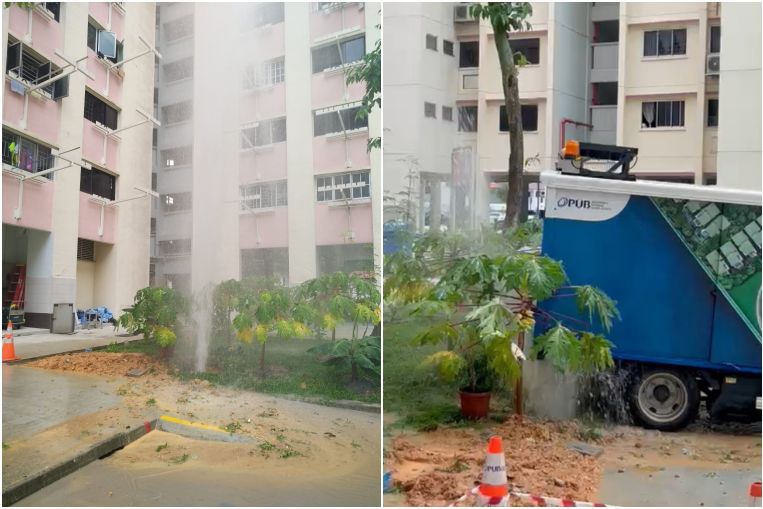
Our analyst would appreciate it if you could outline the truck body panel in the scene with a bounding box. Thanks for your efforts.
[537,173,761,376]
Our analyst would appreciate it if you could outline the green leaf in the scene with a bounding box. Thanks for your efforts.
[574,285,621,332]
[530,323,580,373]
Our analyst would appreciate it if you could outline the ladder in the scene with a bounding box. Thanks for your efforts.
[4,265,26,318]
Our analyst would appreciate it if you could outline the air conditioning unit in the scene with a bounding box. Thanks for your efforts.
[454,4,475,23]
[706,54,720,75]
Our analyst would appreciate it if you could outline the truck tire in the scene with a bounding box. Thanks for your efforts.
[629,367,699,431]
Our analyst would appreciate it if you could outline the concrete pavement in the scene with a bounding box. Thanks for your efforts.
[7,325,140,360]
[2,365,122,441]
[598,466,760,506]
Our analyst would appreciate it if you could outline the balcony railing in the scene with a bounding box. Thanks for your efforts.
[2,143,55,179]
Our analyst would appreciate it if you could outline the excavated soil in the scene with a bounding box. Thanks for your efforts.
[26,352,170,378]
[389,416,601,506]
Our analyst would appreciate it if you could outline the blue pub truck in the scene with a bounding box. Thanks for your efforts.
[538,146,761,430]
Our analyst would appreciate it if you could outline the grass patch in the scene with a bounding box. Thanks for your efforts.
[169,453,189,464]
[383,320,509,428]
[104,339,161,356]
[222,421,243,435]
[180,338,379,404]
[145,398,156,407]
[156,442,168,453]
[2,443,8,450]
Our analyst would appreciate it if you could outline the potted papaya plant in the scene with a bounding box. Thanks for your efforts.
[387,227,620,419]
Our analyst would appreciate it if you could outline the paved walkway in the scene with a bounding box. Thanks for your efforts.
[8,326,140,360]
[2,365,122,441]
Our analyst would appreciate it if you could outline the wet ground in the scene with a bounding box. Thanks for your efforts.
[16,430,378,507]
[384,415,761,507]
[2,365,121,441]
[8,325,139,360]
[4,363,380,506]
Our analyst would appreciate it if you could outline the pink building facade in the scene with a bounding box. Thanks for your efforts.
[3,2,156,327]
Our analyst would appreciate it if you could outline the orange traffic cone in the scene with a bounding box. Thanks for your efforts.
[475,435,509,507]
[3,320,19,362]
[749,481,761,506]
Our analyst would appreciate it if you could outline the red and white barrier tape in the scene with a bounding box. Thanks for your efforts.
[448,488,614,507]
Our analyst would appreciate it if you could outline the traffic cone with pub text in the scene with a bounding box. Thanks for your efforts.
[2,320,19,362]
[475,435,510,507]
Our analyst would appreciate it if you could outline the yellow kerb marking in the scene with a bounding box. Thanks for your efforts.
[160,415,227,433]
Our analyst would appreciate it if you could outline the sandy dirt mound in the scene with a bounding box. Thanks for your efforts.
[26,352,169,378]
[390,416,601,506]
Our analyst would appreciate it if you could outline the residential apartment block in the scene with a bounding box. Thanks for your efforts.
[2,2,157,327]
[383,2,761,231]
[150,2,381,294]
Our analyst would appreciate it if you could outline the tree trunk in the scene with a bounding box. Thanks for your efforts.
[492,26,524,229]
[332,327,336,341]
[351,361,359,383]
[259,341,266,378]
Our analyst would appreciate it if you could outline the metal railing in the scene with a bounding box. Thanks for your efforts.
[2,143,56,179]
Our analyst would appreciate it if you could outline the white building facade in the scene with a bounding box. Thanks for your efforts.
[383,2,761,231]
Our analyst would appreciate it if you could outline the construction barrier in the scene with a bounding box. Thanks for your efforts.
[510,491,609,507]
[2,320,19,362]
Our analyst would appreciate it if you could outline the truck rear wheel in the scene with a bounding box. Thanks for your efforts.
[629,367,699,431]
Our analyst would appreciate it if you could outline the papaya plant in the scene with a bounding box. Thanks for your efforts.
[385,227,619,414]
[117,287,188,352]
[230,285,310,376]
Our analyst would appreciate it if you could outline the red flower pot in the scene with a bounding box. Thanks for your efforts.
[459,390,491,420]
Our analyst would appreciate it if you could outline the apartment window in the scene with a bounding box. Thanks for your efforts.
[707,98,719,127]
[158,239,192,257]
[162,57,193,83]
[164,15,193,42]
[459,41,479,68]
[162,100,193,125]
[424,102,436,118]
[316,170,370,202]
[511,38,540,65]
[241,117,287,148]
[241,248,289,282]
[443,40,454,56]
[592,82,618,106]
[499,104,538,132]
[150,218,156,236]
[252,2,284,27]
[84,91,119,130]
[39,2,61,22]
[80,166,116,200]
[240,180,287,210]
[442,106,453,122]
[162,192,192,213]
[709,25,721,54]
[87,20,123,64]
[151,172,157,191]
[162,146,193,168]
[5,40,67,99]
[643,29,686,57]
[593,20,619,43]
[317,244,373,276]
[313,105,367,136]
[642,100,684,128]
[312,35,365,73]
[165,273,191,293]
[462,74,479,89]
[77,239,95,261]
[152,128,158,147]
[243,58,285,89]
[2,129,54,177]
[425,34,438,51]
[458,105,478,132]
